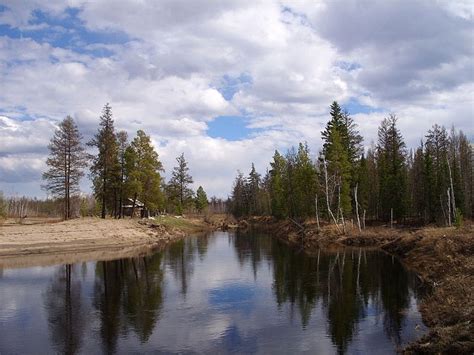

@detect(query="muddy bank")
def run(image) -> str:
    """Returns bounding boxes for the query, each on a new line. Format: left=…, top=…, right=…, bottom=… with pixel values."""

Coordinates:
left=0, top=216, right=214, bottom=269
left=243, top=217, right=474, bottom=354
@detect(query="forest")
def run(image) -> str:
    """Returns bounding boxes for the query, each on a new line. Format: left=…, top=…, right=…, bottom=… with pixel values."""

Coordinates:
left=1, top=101, right=472, bottom=228
left=230, top=101, right=473, bottom=227
left=1, top=103, right=226, bottom=221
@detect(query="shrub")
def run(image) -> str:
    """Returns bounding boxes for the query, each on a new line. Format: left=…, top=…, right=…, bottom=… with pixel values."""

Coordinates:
left=454, top=208, right=463, bottom=228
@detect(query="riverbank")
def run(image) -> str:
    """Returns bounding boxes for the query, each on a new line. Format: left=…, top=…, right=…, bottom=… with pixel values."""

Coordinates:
left=242, top=216, right=474, bottom=354
left=0, top=216, right=216, bottom=269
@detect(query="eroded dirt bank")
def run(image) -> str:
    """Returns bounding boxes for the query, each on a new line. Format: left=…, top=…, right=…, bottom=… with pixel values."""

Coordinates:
left=242, top=217, right=474, bottom=354
left=0, top=216, right=214, bottom=269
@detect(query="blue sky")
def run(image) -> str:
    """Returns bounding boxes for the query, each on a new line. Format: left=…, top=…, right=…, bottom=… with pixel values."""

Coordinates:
left=0, top=1, right=472, bottom=197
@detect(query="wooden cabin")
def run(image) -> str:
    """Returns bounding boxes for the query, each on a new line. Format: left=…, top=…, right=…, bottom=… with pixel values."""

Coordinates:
left=122, top=198, right=145, bottom=217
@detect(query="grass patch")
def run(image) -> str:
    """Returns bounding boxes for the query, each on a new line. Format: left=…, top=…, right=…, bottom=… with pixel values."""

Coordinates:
left=153, top=215, right=205, bottom=233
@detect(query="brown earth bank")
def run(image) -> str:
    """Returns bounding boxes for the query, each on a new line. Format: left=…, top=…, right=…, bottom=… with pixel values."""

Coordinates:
left=240, top=216, right=474, bottom=354
left=0, top=215, right=226, bottom=269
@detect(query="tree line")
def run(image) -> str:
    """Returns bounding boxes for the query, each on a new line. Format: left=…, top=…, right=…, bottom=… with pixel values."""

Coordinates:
left=230, top=101, right=473, bottom=227
left=41, top=103, right=209, bottom=220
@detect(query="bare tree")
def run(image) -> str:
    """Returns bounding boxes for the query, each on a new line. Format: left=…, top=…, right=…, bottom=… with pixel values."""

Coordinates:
left=354, top=183, right=361, bottom=232
left=42, top=116, right=87, bottom=220
left=322, top=156, right=340, bottom=232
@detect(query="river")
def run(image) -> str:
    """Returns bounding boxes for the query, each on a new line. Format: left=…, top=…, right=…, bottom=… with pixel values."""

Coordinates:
left=0, top=230, right=427, bottom=354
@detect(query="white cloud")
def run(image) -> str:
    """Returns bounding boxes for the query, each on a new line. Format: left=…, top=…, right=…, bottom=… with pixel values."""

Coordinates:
left=0, top=0, right=472, bottom=197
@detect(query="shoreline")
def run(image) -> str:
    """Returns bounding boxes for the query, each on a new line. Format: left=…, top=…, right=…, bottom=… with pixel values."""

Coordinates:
left=1, top=216, right=472, bottom=352
left=0, top=216, right=215, bottom=269
left=241, top=216, right=473, bottom=354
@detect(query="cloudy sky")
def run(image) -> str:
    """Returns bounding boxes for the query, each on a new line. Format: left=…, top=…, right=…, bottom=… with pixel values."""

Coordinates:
left=0, top=0, right=472, bottom=198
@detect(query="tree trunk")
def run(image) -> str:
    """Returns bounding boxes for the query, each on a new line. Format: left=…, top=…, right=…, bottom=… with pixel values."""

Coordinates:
left=363, top=209, right=366, bottom=229
left=447, top=156, right=456, bottom=218
left=354, top=184, right=361, bottom=232
left=315, top=195, right=320, bottom=232
left=323, top=157, right=340, bottom=232
left=390, top=208, right=393, bottom=229
left=447, top=188, right=452, bottom=227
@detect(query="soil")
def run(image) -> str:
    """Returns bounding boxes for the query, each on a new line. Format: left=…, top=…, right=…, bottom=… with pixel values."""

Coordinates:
left=242, top=216, right=474, bottom=354
left=0, top=216, right=213, bottom=269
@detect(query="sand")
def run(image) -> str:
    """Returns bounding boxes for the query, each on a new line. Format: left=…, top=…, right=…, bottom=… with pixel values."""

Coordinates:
left=0, top=217, right=188, bottom=268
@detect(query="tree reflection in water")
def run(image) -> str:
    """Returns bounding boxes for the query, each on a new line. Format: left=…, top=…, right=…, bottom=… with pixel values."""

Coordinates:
left=92, top=254, right=165, bottom=352
left=232, top=232, right=420, bottom=353
left=43, top=264, right=85, bottom=355
left=37, top=231, right=422, bottom=354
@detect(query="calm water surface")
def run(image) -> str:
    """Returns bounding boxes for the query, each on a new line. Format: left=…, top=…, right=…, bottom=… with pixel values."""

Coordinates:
left=0, top=231, right=427, bottom=354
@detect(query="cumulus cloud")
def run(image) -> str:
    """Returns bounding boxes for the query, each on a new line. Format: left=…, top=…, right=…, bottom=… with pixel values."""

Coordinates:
left=0, top=0, right=472, bottom=197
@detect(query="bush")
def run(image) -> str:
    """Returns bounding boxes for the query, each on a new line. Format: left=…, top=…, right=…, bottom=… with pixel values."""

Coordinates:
left=0, top=191, right=6, bottom=219
left=454, top=208, right=463, bottom=228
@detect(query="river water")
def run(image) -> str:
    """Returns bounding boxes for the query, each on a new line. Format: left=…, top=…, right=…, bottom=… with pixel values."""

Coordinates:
left=0, top=230, right=427, bottom=354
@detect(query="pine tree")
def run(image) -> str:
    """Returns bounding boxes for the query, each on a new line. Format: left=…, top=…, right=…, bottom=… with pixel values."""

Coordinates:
left=457, top=131, right=473, bottom=219
left=124, top=130, right=164, bottom=217
left=247, top=163, right=261, bottom=215
left=294, top=143, right=318, bottom=217
left=116, top=131, right=128, bottom=218
left=195, top=186, right=208, bottom=213
left=231, top=171, right=247, bottom=217
left=167, top=153, right=194, bottom=214
left=88, top=103, right=120, bottom=218
left=355, top=153, right=369, bottom=214
left=269, top=150, right=288, bottom=219
left=42, top=116, right=87, bottom=220
left=377, top=114, right=407, bottom=221
left=322, top=101, right=363, bottom=171
left=321, top=102, right=362, bottom=218
left=365, top=147, right=379, bottom=219
left=326, top=129, right=352, bottom=216
left=409, top=144, right=425, bottom=220
left=425, top=124, right=450, bottom=224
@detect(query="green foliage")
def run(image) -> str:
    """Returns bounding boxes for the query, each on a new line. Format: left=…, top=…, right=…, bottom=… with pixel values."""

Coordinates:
left=377, top=115, right=407, bottom=221
left=195, top=186, right=208, bottom=213
left=326, top=129, right=352, bottom=215
left=167, top=153, right=194, bottom=214
left=88, top=103, right=120, bottom=218
left=454, top=208, right=463, bottom=228
left=270, top=150, right=288, bottom=219
left=230, top=171, right=247, bottom=217
left=124, top=130, right=164, bottom=215
left=42, top=116, right=87, bottom=219
left=355, top=154, right=369, bottom=212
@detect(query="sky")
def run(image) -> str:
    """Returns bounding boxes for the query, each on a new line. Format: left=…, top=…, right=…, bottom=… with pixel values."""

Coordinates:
left=0, top=0, right=473, bottom=198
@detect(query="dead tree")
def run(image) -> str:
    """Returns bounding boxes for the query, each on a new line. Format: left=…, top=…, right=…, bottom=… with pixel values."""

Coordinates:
left=354, top=183, right=362, bottom=232
left=322, top=157, right=340, bottom=232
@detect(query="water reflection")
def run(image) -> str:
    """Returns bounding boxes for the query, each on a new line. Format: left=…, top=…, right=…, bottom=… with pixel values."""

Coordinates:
left=0, top=231, right=426, bottom=354
left=43, top=264, right=86, bottom=355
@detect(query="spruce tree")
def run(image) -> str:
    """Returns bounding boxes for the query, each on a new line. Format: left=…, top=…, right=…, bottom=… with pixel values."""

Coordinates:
left=326, top=129, right=352, bottom=215
left=168, top=153, right=194, bottom=214
left=195, top=186, right=208, bottom=213
left=247, top=163, right=261, bottom=215
left=231, top=171, right=247, bottom=217
left=425, top=124, right=450, bottom=223
left=88, top=103, right=120, bottom=218
left=294, top=143, right=318, bottom=217
left=377, top=114, right=407, bottom=221
left=42, top=116, right=87, bottom=220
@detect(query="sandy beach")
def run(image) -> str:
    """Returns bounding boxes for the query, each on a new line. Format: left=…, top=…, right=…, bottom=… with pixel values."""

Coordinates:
left=0, top=217, right=207, bottom=268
